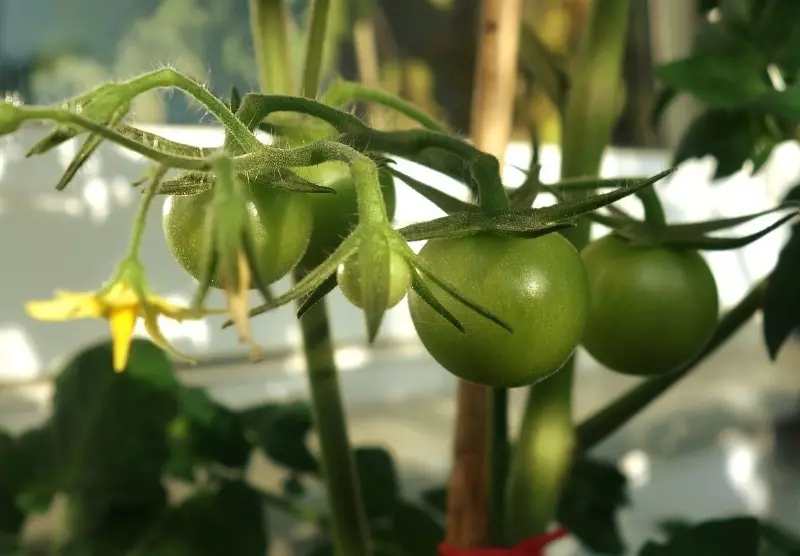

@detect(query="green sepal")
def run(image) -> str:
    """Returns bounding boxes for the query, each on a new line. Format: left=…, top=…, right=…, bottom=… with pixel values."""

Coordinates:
left=26, top=83, right=131, bottom=156
left=409, top=270, right=466, bottom=333
left=229, top=232, right=361, bottom=324
left=358, top=233, right=392, bottom=342
left=296, top=275, right=338, bottom=319
left=398, top=169, right=674, bottom=241
left=158, top=173, right=215, bottom=196
left=388, top=167, right=475, bottom=215
left=55, top=104, right=128, bottom=191
left=410, top=253, right=512, bottom=333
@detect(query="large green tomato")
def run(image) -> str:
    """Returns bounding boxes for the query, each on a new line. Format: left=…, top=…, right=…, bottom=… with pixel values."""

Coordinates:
left=162, top=186, right=313, bottom=288
left=294, top=162, right=397, bottom=271
left=408, top=233, right=590, bottom=388
left=581, top=234, right=719, bottom=376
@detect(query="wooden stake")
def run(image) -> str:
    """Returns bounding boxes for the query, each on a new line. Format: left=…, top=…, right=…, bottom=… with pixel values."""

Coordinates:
left=445, top=0, right=522, bottom=549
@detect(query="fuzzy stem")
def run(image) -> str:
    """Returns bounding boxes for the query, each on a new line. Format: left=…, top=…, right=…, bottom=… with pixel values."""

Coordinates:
left=507, top=0, right=631, bottom=539
left=302, top=0, right=332, bottom=96
left=577, top=279, right=766, bottom=450
left=125, top=167, right=166, bottom=259
left=248, top=0, right=293, bottom=95
left=294, top=298, right=372, bottom=556
left=323, top=81, right=447, bottom=132
left=291, top=3, right=372, bottom=555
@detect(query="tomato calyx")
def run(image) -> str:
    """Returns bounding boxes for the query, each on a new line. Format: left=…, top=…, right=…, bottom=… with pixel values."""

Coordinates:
left=224, top=224, right=513, bottom=342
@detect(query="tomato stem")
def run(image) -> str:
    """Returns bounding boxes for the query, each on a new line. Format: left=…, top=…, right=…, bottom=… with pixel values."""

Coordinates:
left=489, top=387, right=509, bottom=546
left=323, top=80, right=448, bottom=132
left=248, top=0, right=294, bottom=95
left=576, top=279, right=766, bottom=451
left=507, top=0, right=631, bottom=541
left=302, top=0, right=331, bottom=97
left=294, top=295, right=372, bottom=556
left=125, top=167, right=167, bottom=261
left=505, top=369, right=575, bottom=542
left=636, top=186, right=667, bottom=229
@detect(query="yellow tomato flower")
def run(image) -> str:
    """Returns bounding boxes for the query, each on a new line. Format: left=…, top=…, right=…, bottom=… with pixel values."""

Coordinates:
left=25, top=262, right=219, bottom=372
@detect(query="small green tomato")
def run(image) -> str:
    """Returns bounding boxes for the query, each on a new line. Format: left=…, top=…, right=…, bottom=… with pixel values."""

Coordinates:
left=337, top=250, right=412, bottom=309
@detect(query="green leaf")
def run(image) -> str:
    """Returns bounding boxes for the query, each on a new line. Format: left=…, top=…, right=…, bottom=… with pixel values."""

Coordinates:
left=762, top=199, right=800, bottom=359
left=60, top=494, right=167, bottom=556
left=557, top=457, right=629, bottom=555
left=672, top=109, right=765, bottom=179
left=166, top=387, right=252, bottom=475
left=392, top=502, right=444, bottom=556
left=9, top=426, right=59, bottom=515
left=753, top=0, right=800, bottom=71
left=639, top=517, right=760, bottom=556
left=129, top=480, right=267, bottom=556
left=52, top=339, right=180, bottom=504
left=655, top=55, right=768, bottom=108
left=750, top=83, right=800, bottom=122
left=760, top=521, right=800, bottom=555
left=0, top=432, right=23, bottom=535
left=419, top=486, right=447, bottom=516
left=241, top=403, right=318, bottom=473
left=354, top=447, right=400, bottom=521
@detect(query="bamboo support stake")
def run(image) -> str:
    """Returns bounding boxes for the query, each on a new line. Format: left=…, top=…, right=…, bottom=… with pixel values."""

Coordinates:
left=445, top=0, right=523, bottom=549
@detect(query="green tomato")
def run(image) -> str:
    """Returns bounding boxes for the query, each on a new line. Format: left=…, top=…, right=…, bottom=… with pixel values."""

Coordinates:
left=408, top=233, right=590, bottom=388
left=337, top=250, right=412, bottom=309
left=294, top=162, right=397, bottom=270
left=162, top=186, right=313, bottom=288
left=581, top=234, right=719, bottom=376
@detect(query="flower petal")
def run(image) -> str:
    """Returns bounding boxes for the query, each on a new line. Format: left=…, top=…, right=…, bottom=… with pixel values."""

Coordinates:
left=145, top=295, right=224, bottom=320
left=25, top=291, right=104, bottom=321
left=108, top=306, right=138, bottom=372
left=141, top=305, right=195, bottom=365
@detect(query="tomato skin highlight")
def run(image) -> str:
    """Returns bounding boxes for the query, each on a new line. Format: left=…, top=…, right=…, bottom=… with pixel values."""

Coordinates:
left=408, top=233, right=590, bottom=388
left=580, top=234, right=719, bottom=376
left=162, top=186, right=314, bottom=288
left=337, top=250, right=412, bottom=309
left=295, top=163, right=397, bottom=271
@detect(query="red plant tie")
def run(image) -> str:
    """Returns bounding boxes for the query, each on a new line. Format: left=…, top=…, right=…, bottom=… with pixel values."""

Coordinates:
left=438, top=527, right=569, bottom=556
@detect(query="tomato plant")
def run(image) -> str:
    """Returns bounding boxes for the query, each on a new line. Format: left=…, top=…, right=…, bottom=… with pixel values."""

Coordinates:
left=162, top=186, right=314, bottom=288
left=294, top=162, right=397, bottom=270
left=337, top=250, right=412, bottom=309
left=407, top=233, right=590, bottom=388
left=580, top=234, right=719, bottom=376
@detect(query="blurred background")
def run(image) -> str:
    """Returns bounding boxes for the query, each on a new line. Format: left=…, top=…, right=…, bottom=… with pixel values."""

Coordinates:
left=1, top=1, right=800, bottom=554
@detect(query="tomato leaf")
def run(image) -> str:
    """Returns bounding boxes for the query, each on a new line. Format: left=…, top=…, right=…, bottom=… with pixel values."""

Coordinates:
left=750, top=83, right=800, bottom=122
left=52, top=339, right=180, bottom=505
left=655, top=54, right=768, bottom=109
left=355, top=447, right=400, bottom=521
left=763, top=200, right=800, bottom=359
left=241, top=402, right=318, bottom=473
left=760, top=521, right=800, bottom=554
left=557, top=457, right=629, bottom=555
left=392, top=502, right=444, bottom=556
left=8, top=426, right=59, bottom=515
left=638, top=517, right=760, bottom=556
left=128, top=480, right=267, bottom=556
left=167, top=387, right=253, bottom=473
left=672, top=109, right=768, bottom=179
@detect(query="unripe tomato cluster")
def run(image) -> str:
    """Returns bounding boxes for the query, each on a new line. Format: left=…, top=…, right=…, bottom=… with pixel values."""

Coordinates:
left=162, top=171, right=719, bottom=388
